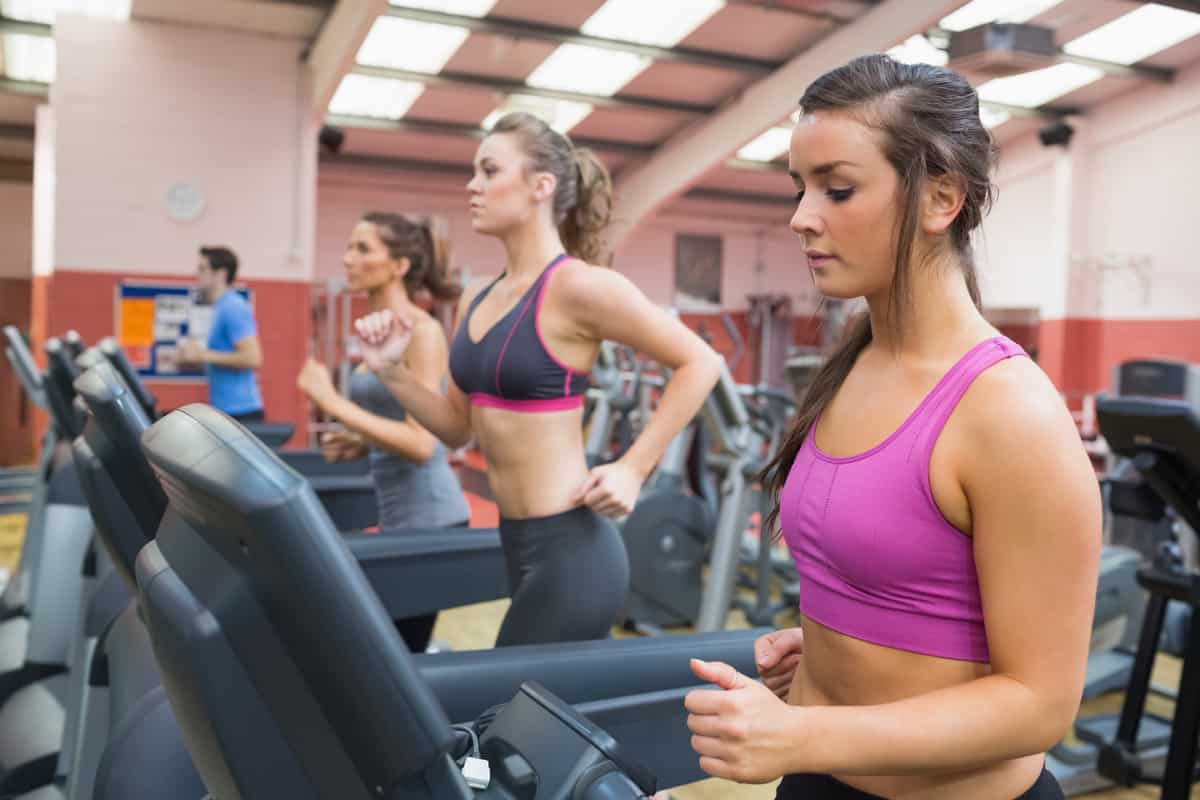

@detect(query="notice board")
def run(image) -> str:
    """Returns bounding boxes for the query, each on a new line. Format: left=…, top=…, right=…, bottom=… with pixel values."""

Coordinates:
left=115, top=282, right=252, bottom=380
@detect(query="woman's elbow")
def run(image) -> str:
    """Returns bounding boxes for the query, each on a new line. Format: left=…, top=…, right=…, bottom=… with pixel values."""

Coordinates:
left=694, top=348, right=725, bottom=389
left=1027, top=691, right=1082, bottom=754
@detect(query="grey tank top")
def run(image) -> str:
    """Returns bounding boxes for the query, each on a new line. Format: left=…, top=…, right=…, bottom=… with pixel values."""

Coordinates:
left=348, top=369, right=470, bottom=530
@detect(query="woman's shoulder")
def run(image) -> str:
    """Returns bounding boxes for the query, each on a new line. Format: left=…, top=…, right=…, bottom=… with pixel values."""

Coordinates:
left=958, top=347, right=1081, bottom=457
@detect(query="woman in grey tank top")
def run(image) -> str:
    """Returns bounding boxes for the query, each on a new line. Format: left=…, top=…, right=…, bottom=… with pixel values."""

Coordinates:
left=297, top=212, right=471, bottom=652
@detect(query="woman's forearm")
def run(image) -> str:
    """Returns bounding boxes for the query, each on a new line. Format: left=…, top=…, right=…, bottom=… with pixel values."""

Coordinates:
left=791, top=674, right=1071, bottom=776
left=375, top=364, right=473, bottom=449
left=322, top=395, right=438, bottom=463
left=620, top=351, right=724, bottom=478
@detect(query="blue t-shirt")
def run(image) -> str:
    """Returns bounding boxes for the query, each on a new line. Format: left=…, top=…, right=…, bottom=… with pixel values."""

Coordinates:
left=205, top=290, right=263, bottom=416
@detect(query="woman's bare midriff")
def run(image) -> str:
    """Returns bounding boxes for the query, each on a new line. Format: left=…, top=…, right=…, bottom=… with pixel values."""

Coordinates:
left=787, top=617, right=1045, bottom=799
left=471, top=405, right=592, bottom=519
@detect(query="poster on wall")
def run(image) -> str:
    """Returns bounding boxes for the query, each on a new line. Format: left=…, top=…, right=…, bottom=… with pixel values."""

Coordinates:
left=674, top=233, right=723, bottom=312
left=115, top=282, right=252, bottom=380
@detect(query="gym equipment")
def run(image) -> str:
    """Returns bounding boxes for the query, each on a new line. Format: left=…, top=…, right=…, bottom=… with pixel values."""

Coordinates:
left=1046, top=357, right=1200, bottom=795
left=1091, top=394, right=1200, bottom=798
left=96, top=336, right=378, bottom=530
left=73, top=361, right=508, bottom=628
left=622, top=364, right=775, bottom=633
left=133, top=403, right=765, bottom=797
left=96, top=336, right=296, bottom=448
left=583, top=342, right=641, bottom=469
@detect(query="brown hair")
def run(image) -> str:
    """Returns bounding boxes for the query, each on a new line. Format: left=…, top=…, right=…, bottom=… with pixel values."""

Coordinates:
left=761, top=54, right=998, bottom=536
left=361, top=212, right=462, bottom=303
left=489, top=112, right=614, bottom=265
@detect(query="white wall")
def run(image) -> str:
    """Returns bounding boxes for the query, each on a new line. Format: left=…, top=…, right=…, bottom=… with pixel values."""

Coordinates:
left=52, top=14, right=315, bottom=281
left=977, top=58, right=1200, bottom=321
left=0, top=181, right=32, bottom=280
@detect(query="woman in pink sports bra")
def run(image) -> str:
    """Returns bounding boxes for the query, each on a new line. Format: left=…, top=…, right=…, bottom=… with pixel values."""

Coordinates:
left=353, top=112, right=725, bottom=648
left=681, top=56, right=1102, bottom=799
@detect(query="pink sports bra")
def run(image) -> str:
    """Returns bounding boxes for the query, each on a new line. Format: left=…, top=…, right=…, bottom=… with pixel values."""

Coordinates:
left=780, top=336, right=1027, bottom=662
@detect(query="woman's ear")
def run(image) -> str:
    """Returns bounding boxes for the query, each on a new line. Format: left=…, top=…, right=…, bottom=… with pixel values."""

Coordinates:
left=531, top=171, right=557, bottom=205
left=393, top=256, right=411, bottom=279
left=921, top=174, right=966, bottom=236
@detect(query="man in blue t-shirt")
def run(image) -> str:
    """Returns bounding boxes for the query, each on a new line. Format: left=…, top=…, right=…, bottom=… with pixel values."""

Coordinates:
left=178, top=246, right=265, bottom=422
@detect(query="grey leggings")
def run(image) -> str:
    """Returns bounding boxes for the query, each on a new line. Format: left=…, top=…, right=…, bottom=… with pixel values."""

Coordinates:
left=495, top=506, right=631, bottom=647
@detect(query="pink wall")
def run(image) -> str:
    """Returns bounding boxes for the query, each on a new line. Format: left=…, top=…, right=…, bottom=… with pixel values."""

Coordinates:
left=52, top=14, right=315, bottom=281
left=0, top=181, right=32, bottom=280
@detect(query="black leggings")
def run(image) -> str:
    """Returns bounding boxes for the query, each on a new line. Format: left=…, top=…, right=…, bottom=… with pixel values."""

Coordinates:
left=775, top=768, right=1064, bottom=800
left=495, top=506, right=630, bottom=647
left=229, top=409, right=265, bottom=424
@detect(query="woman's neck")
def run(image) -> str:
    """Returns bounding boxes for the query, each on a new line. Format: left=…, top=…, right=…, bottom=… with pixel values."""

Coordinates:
left=501, top=218, right=566, bottom=282
left=367, top=281, right=413, bottom=314
left=864, top=255, right=989, bottom=360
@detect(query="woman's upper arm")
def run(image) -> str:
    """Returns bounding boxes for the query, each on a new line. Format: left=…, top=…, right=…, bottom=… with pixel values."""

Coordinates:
left=556, top=264, right=716, bottom=370
left=962, top=360, right=1102, bottom=716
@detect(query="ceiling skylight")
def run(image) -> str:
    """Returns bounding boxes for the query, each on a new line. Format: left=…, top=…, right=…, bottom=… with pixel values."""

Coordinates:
left=977, top=62, right=1103, bottom=108
left=389, top=0, right=497, bottom=16
left=887, top=35, right=948, bottom=66
left=979, top=106, right=1011, bottom=128
left=357, top=16, right=469, bottom=73
left=940, top=0, right=1064, bottom=32
left=0, top=0, right=130, bottom=23
left=526, top=44, right=651, bottom=97
left=580, top=0, right=724, bottom=48
left=2, top=33, right=54, bottom=83
left=482, top=94, right=593, bottom=134
left=1062, top=4, right=1200, bottom=66
left=328, top=74, right=425, bottom=120
left=737, top=127, right=792, bottom=163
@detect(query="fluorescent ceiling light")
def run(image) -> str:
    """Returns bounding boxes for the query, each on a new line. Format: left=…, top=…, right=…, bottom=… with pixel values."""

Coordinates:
left=737, top=127, right=792, bottom=162
left=0, top=0, right=130, bottom=22
left=979, top=106, right=1011, bottom=128
left=328, top=74, right=425, bottom=120
left=482, top=94, right=593, bottom=134
left=1062, top=4, right=1200, bottom=65
left=940, top=0, right=1064, bottom=32
left=527, top=44, right=650, bottom=97
left=887, top=35, right=948, bottom=66
left=977, top=62, right=1103, bottom=107
left=357, top=16, right=468, bottom=73
left=2, top=33, right=54, bottom=83
left=389, top=0, right=497, bottom=16
left=580, top=0, right=724, bottom=48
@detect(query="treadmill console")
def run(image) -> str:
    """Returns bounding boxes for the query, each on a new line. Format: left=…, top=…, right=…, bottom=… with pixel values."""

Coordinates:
left=477, top=682, right=655, bottom=799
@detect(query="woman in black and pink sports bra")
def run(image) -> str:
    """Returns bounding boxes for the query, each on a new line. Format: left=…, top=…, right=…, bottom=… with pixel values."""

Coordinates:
left=354, top=112, right=725, bottom=648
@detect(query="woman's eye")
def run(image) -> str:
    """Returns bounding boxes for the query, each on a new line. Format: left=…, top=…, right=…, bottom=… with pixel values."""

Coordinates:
left=828, top=188, right=854, bottom=203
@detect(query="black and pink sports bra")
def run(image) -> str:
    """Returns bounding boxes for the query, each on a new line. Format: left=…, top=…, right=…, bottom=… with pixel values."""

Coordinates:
left=449, top=254, right=590, bottom=412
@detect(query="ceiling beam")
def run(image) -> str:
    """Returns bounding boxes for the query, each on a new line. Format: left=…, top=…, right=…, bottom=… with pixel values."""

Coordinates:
left=0, top=78, right=48, bottom=98
left=0, top=16, right=51, bottom=36
left=1056, top=52, right=1174, bottom=84
left=325, top=113, right=655, bottom=156
left=1132, top=0, right=1200, bottom=13
left=305, top=0, right=389, bottom=119
left=722, top=0, right=859, bottom=26
left=0, top=159, right=33, bottom=181
left=0, top=122, right=35, bottom=140
left=325, top=113, right=789, bottom=173
left=320, top=150, right=791, bottom=206
left=385, top=6, right=778, bottom=75
left=609, top=0, right=967, bottom=248
left=351, top=64, right=714, bottom=116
